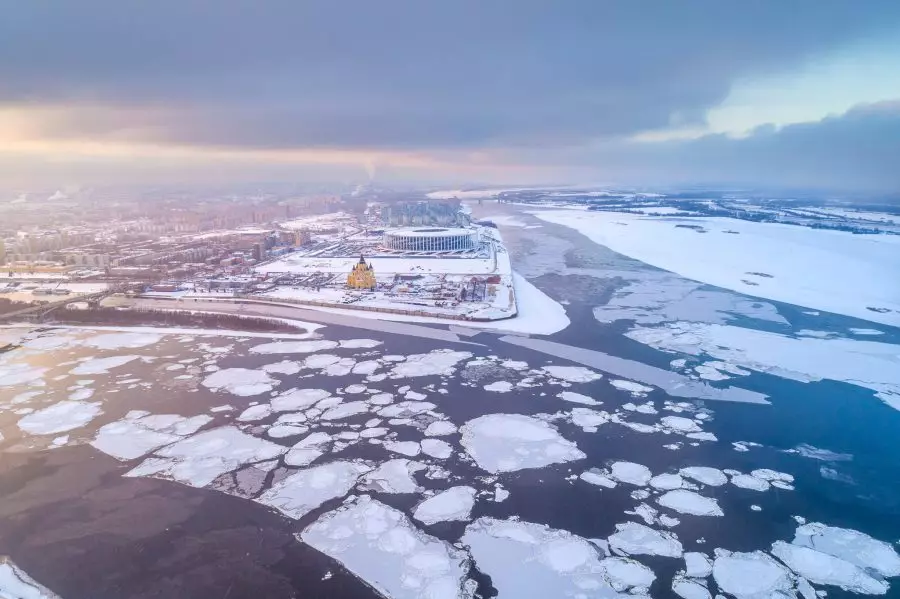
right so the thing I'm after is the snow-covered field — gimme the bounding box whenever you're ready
[533,209,900,326]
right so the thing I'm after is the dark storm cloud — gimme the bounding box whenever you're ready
[495,101,900,192]
[3,0,900,149]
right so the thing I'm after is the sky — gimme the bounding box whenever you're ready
[1,1,899,193]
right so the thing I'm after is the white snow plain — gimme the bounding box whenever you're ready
[460,413,585,473]
[302,495,474,599]
[533,209,900,326]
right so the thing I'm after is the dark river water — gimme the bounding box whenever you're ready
[1,205,898,599]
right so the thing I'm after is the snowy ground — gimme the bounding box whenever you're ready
[532,209,900,327]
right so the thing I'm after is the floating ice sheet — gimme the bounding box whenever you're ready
[256,461,371,519]
[302,495,474,599]
[126,426,286,488]
[460,413,585,473]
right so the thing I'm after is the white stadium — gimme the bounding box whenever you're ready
[382,227,479,253]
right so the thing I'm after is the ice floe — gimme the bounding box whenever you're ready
[257,461,371,519]
[18,400,103,435]
[684,552,713,577]
[483,381,514,393]
[421,439,454,460]
[83,332,163,350]
[71,355,139,375]
[236,404,272,422]
[712,550,794,599]
[126,426,286,488]
[339,338,382,348]
[580,469,618,489]
[543,365,604,383]
[730,473,771,492]
[261,360,303,375]
[250,340,338,354]
[302,495,474,599]
[92,413,211,460]
[201,368,278,396]
[771,541,888,595]
[558,391,602,405]
[388,350,473,378]
[271,388,331,411]
[649,473,685,490]
[460,413,585,473]
[462,517,633,597]
[413,486,476,525]
[424,421,457,436]
[359,459,424,493]
[657,490,723,517]
[609,462,652,486]
[672,576,711,599]
[607,521,683,558]
[321,401,369,420]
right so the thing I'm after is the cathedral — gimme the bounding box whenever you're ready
[346,255,376,290]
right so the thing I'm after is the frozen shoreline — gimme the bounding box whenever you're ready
[533,209,900,327]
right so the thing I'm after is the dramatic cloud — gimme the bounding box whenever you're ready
[1,1,899,189]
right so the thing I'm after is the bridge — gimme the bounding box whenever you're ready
[0,291,111,323]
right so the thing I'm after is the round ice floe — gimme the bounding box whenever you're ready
[483,381,513,393]
[750,469,794,483]
[609,461,652,486]
[424,421,457,436]
[460,414,585,474]
[421,439,454,460]
[558,391,601,405]
[660,416,701,433]
[731,473,770,492]
[649,473,685,490]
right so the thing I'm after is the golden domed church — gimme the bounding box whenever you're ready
[347,255,376,290]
